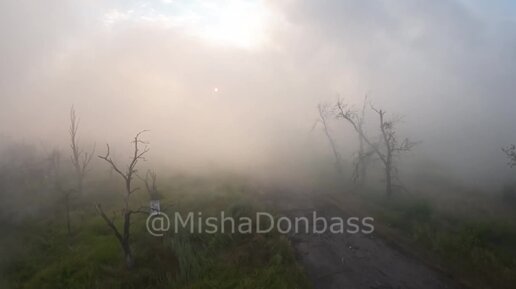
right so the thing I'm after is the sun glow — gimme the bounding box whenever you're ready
[103,1,272,49]
[196,1,271,48]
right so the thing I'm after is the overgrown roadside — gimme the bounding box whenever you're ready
[259,189,466,289]
[323,189,516,289]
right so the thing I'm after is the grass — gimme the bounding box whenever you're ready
[1,176,311,289]
[363,190,516,289]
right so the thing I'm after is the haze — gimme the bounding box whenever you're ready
[1,0,516,188]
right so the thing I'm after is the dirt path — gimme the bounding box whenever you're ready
[262,190,463,289]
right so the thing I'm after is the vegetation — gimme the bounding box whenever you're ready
[0,174,310,289]
[339,186,516,289]
[1,99,515,288]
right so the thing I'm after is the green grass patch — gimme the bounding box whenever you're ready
[2,177,311,289]
[370,194,516,289]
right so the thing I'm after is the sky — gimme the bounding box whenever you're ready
[1,0,515,187]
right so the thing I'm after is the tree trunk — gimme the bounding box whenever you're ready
[96,205,135,269]
[122,242,135,269]
[65,194,72,236]
[324,124,342,173]
[358,135,367,186]
[385,162,393,196]
[360,161,367,186]
[318,105,342,173]
[122,211,134,269]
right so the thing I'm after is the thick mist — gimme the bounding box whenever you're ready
[1,0,516,190]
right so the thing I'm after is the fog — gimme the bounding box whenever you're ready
[1,0,516,189]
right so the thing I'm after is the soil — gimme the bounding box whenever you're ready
[261,190,464,289]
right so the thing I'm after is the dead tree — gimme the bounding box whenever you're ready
[370,105,417,195]
[138,169,160,200]
[69,107,95,194]
[138,170,163,216]
[353,95,369,185]
[502,144,516,167]
[336,99,416,196]
[97,131,150,269]
[315,103,342,172]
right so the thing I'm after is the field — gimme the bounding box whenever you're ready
[0,175,311,289]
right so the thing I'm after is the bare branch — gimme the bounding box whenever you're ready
[128,206,151,216]
[337,97,387,164]
[503,144,516,167]
[137,169,160,199]
[98,144,127,181]
[333,97,416,195]
[96,204,124,243]
[96,131,150,268]
[69,106,94,193]
[393,138,419,152]
[317,103,342,172]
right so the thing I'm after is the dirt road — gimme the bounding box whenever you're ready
[262,190,463,289]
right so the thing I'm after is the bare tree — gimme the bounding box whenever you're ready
[370,105,417,195]
[502,144,516,167]
[353,95,369,185]
[69,107,95,194]
[336,99,416,195]
[138,169,161,200]
[315,103,342,172]
[97,131,150,269]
